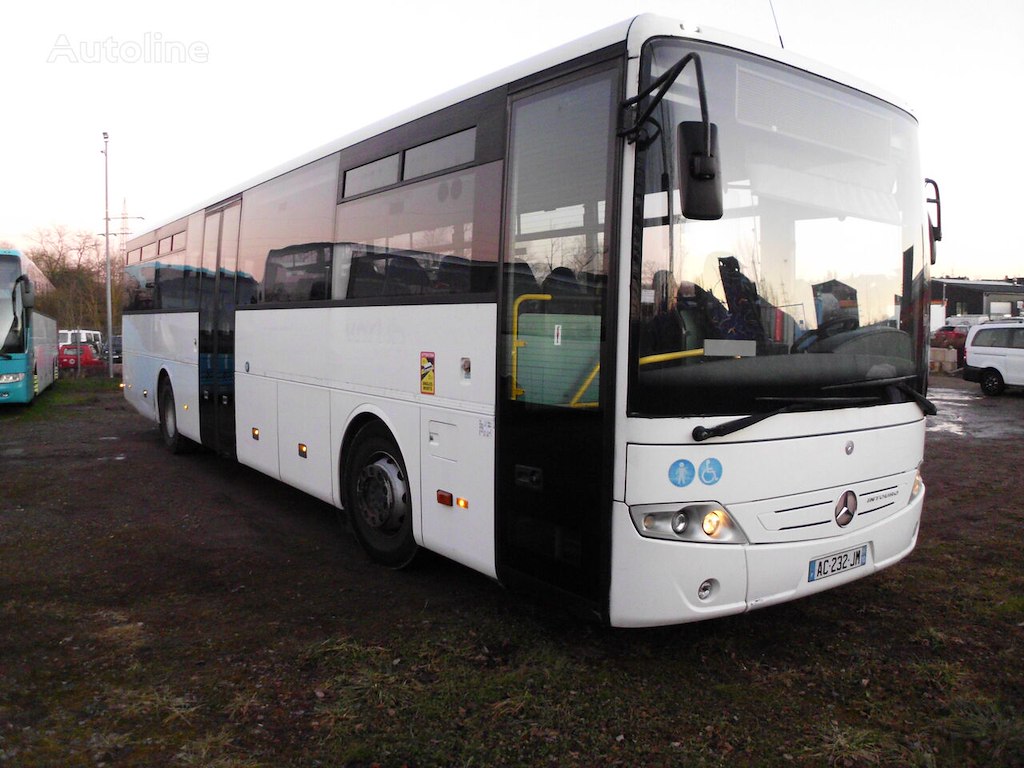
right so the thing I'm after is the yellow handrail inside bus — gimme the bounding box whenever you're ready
[638,348,705,366]
[510,293,551,400]
[567,347,705,409]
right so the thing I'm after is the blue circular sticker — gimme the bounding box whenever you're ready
[698,458,723,485]
[668,459,696,487]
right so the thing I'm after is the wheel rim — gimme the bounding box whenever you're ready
[354,453,408,533]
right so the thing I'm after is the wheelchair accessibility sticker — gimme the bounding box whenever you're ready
[698,458,722,485]
[668,458,722,487]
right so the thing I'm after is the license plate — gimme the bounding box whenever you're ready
[808,544,868,582]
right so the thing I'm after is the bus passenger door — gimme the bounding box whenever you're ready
[495,62,621,617]
[199,200,241,455]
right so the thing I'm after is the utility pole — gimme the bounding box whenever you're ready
[102,132,112,378]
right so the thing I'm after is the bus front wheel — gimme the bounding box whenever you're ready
[344,422,418,568]
[158,377,189,454]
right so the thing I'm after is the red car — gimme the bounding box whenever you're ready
[59,343,105,371]
[930,325,968,349]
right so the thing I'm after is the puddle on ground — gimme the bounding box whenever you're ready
[927,385,1024,440]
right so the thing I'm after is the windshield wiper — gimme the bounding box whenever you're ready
[823,375,937,416]
[692,396,881,442]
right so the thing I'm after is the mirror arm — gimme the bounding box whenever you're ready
[619,52,710,149]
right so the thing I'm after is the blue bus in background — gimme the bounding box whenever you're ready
[0,249,58,404]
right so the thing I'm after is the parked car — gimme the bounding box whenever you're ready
[58,342,105,371]
[963,321,1024,395]
[101,335,123,365]
[930,324,969,348]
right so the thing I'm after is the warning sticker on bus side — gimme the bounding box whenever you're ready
[420,352,435,395]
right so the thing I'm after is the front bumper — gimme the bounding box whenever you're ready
[608,486,923,628]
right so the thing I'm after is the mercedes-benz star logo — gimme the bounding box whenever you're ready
[835,490,858,527]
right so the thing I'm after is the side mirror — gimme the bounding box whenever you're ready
[925,178,942,265]
[678,122,723,220]
[16,275,35,308]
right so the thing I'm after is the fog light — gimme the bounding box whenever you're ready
[702,509,724,537]
[697,579,715,600]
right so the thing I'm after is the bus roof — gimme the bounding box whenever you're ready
[132,13,913,244]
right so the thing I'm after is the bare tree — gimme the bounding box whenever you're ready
[26,226,121,340]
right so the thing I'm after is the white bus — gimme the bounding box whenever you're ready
[123,14,938,627]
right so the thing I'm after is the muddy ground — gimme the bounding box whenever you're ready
[0,375,1022,767]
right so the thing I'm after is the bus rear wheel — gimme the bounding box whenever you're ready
[345,422,418,568]
[158,377,189,454]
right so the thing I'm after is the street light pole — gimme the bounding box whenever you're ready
[102,131,113,378]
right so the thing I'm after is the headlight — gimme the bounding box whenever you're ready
[0,373,26,384]
[630,502,747,544]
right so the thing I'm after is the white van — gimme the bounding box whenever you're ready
[59,329,103,347]
[964,321,1024,395]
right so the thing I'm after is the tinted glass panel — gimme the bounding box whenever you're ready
[333,161,502,298]
[404,128,476,180]
[975,328,1012,347]
[264,244,333,302]
[236,153,340,302]
[503,70,616,408]
[344,154,400,197]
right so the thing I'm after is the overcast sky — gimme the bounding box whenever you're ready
[2,0,1021,279]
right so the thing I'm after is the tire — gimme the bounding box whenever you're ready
[158,377,189,454]
[344,421,418,568]
[980,369,1005,396]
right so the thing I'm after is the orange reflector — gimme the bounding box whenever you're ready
[251,428,260,440]
[298,443,308,458]
[456,497,469,510]
[437,490,453,506]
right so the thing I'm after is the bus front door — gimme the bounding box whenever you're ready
[496,62,620,618]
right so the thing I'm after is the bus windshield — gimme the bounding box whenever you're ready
[629,40,928,417]
[0,255,23,354]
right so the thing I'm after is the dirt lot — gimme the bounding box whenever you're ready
[1,376,1022,767]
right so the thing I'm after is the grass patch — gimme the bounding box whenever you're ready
[0,375,122,422]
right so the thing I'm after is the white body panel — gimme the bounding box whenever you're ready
[33,312,58,394]
[122,312,201,441]
[234,303,498,578]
